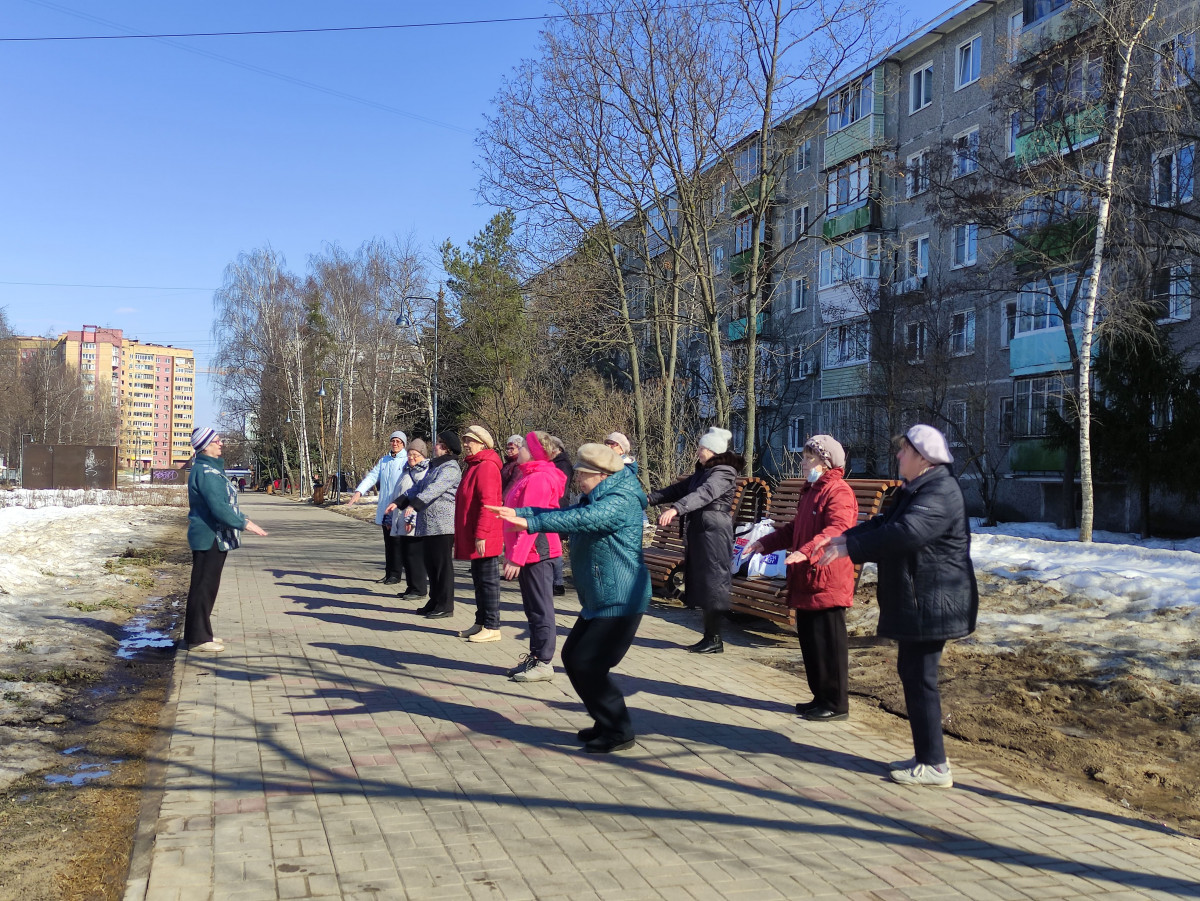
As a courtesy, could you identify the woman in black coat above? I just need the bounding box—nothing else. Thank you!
[816,424,978,788]
[648,427,742,653]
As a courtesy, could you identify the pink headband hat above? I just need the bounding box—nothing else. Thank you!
[525,431,551,462]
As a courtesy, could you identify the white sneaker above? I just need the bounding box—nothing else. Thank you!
[889,762,953,788]
[189,641,224,653]
[467,627,502,643]
[510,658,553,682]
[458,624,483,639]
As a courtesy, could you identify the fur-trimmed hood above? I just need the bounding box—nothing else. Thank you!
[700,451,745,472]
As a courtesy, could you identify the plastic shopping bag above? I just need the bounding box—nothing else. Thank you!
[732,518,775,575]
[747,549,787,580]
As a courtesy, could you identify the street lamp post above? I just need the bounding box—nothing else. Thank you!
[396,287,443,438]
[317,379,345,502]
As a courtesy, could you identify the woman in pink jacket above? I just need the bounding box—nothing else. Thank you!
[500,431,567,683]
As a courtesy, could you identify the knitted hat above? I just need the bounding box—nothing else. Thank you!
[803,434,846,469]
[389,430,407,444]
[574,442,625,475]
[906,424,954,465]
[698,427,733,455]
[461,425,495,449]
[408,438,429,458]
[505,434,525,448]
[190,427,218,452]
[438,431,462,455]
[604,431,631,455]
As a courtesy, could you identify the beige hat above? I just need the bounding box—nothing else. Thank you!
[574,442,625,475]
[803,434,846,469]
[604,431,631,455]
[461,425,495,449]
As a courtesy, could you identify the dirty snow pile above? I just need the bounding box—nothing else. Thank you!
[0,487,184,509]
[968,521,1200,688]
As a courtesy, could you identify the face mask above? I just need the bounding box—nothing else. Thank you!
[805,467,823,483]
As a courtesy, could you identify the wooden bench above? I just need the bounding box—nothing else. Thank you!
[643,476,771,598]
[728,478,902,627]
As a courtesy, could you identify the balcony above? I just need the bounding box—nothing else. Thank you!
[822,200,879,241]
[1008,437,1067,473]
[1013,215,1096,267]
[730,175,775,216]
[728,243,773,280]
[1015,103,1104,167]
[727,312,767,341]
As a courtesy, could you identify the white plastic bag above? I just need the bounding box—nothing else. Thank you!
[747,549,787,580]
[732,518,776,574]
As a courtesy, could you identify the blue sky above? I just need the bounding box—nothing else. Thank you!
[1,0,944,428]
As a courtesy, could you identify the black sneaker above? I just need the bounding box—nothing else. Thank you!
[553,585,566,596]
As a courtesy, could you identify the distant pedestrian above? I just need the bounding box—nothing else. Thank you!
[647,427,741,653]
[348,430,409,585]
[743,435,858,722]
[184,428,267,653]
[455,426,505,642]
[498,431,566,682]
[238,477,246,493]
[388,439,430,599]
[815,424,978,788]
[547,435,573,596]
[490,443,650,753]
[604,431,637,470]
[389,431,462,618]
[501,434,524,494]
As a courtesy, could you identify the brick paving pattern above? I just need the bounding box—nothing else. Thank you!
[125,495,1200,900]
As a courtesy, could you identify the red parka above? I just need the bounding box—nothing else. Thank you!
[757,468,859,610]
[454,447,504,560]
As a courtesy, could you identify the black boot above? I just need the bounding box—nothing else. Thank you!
[687,611,724,654]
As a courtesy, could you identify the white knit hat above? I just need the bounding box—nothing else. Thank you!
[698,427,733,455]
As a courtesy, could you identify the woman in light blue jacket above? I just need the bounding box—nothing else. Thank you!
[348,430,409,584]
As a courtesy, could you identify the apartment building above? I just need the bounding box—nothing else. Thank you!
[696,0,1200,527]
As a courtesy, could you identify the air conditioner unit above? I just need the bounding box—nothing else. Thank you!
[801,360,816,378]
[898,275,927,295]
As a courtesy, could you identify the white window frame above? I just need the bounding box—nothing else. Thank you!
[950,308,977,355]
[826,155,871,214]
[910,63,934,114]
[1016,272,1086,336]
[1151,262,1193,322]
[734,144,760,184]
[786,416,807,451]
[794,138,813,172]
[711,182,727,217]
[906,149,929,197]
[953,127,980,178]
[790,276,810,313]
[818,234,881,289]
[713,245,726,275]
[794,205,810,243]
[1008,12,1024,63]
[906,320,927,361]
[1151,144,1195,207]
[827,72,873,134]
[1158,33,1197,90]
[948,401,969,447]
[906,234,930,280]
[1005,111,1021,158]
[956,35,982,89]
[1001,299,1018,347]
[952,223,978,268]
[824,318,872,367]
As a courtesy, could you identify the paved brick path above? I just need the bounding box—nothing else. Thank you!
[126,495,1200,900]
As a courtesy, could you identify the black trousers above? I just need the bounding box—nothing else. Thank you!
[897,639,947,765]
[471,556,502,628]
[794,607,849,715]
[185,541,227,646]
[399,536,427,594]
[422,534,456,613]
[381,525,404,580]
[518,558,556,663]
[562,614,642,742]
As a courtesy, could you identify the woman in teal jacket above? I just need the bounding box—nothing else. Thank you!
[185,428,267,652]
[489,443,649,753]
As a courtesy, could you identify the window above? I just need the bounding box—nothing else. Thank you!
[906,150,929,197]
[733,216,763,254]
[791,205,810,243]
[786,416,807,451]
[956,35,982,89]
[947,401,969,446]
[824,318,871,367]
[819,235,881,288]
[952,224,978,267]
[953,127,979,177]
[826,155,871,213]
[1008,11,1024,63]
[790,276,810,312]
[827,72,873,133]
[1152,145,1195,206]
[950,309,976,355]
[1001,299,1019,347]
[1016,271,1085,335]
[1158,33,1196,89]
[906,321,927,361]
[1013,375,1069,436]
[999,396,1014,444]
[734,144,760,183]
[1005,111,1021,157]
[788,348,810,381]
[713,246,726,275]
[906,235,930,280]
[1023,0,1069,25]
[910,63,934,113]
[794,138,813,171]
[710,182,727,216]
[1151,263,1193,322]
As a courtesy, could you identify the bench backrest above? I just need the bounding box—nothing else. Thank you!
[649,475,769,550]
[766,477,902,528]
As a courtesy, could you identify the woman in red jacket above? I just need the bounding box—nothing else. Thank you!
[744,435,858,721]
[499,431,567,682]
[455,426,506,641]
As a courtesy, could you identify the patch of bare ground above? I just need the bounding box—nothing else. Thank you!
[0,535,189,901]
[751,570,1200,837]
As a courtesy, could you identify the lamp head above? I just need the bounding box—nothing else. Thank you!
[317,385,327,398]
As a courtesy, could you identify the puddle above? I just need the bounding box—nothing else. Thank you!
[45,762,112,787]
[116,615,175,658]
[61,746,85,756]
